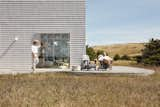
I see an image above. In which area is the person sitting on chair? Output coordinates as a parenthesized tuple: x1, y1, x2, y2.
(98, 54, 105, 69)
(103, 52, 113, 70)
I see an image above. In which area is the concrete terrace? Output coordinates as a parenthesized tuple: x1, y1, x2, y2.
(0, 66, 155, 76)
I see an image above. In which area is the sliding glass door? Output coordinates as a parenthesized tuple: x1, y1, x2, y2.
(37, 33, 70, 69)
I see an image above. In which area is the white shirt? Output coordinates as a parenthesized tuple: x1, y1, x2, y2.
(98, 55, 104, 61)
(32, 45, 40, 54)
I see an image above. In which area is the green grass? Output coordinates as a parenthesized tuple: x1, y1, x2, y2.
(0, 68, 160, 107)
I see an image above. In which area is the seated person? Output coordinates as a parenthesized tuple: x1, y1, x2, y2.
(98, 55, 104, 67)
(103, 53, 113, 70)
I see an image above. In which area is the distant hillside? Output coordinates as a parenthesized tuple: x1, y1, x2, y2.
(94, 43, 145, 57)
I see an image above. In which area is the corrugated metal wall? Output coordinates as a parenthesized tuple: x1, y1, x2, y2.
(0, 0, 86, 72)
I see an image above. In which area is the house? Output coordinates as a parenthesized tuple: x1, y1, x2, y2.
(0, 0, 86, 73)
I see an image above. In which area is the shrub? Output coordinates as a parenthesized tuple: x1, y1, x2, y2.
(96, 50, 105, 57)
(134, 55, 142, 63)
(121, 54, 131, 60)
(114, 54, 121, 61)
(141, 38, 160, 66)
(86, 45, 96, 61)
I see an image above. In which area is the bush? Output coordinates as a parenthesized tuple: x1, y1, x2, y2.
(141, 38, 160, 66)
(134, 55, 142, 63)
(121, 54, 130, 60)
(86, 45, 96, 61)
(96, 50, 105, 57)
(114, 54, 121, 61)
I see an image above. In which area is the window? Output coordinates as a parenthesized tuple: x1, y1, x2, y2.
(36, 33, 70, 69)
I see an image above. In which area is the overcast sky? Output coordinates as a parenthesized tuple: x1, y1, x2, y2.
(86, 0, 160, 45)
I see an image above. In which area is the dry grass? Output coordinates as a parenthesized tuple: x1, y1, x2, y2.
(94, 43, 145, 57)
(113, 60, 137, 66)
(0, 69, 160, 107)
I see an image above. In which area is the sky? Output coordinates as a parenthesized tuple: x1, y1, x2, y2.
(86, 0, 160, 45)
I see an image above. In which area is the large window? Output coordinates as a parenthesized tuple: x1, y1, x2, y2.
(37, 33, 70, 69)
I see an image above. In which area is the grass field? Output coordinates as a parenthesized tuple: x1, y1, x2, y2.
(94, 43, 145, 57)
(113, 60, 137, 66)
(0, 67, 159, 107)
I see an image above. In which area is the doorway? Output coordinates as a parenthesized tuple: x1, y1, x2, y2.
(33, 33, 70, 69)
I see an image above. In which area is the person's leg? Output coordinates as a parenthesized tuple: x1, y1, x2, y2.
(35, 57, 39, 65)
(104, 62, 108, 69)
(33, 57, 39, 72)
(32, 58, 36, 72)
(103, 60, 109, 69)
(99, 61, 103, 69)
(110, 61, 113, 70)
(108, 60, 112, 70)
(84, 60, 88, 69)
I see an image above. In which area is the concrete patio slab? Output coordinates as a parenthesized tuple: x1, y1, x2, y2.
(36, 66, 155, 76)
(0, 66, 155, 76)
(72, 66, 155, 76)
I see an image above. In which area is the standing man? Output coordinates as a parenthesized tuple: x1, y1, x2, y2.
(32, 40, 41, 72)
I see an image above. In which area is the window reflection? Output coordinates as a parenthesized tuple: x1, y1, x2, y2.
(38, 33, 70, 69)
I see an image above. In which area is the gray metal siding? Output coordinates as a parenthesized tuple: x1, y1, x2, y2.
(0, 0, 85, 72)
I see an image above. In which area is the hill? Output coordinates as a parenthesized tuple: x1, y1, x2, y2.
(94, 43, 145, 57)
